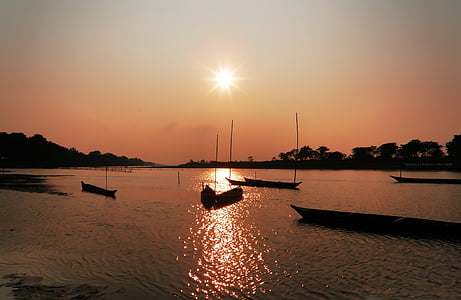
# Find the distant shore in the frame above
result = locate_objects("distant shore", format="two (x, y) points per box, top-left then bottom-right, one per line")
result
(3, 159), (460, 171)
(171, 160), (461, 171)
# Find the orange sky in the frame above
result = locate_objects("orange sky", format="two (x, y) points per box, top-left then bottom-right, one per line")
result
(1, 1), (460, 164)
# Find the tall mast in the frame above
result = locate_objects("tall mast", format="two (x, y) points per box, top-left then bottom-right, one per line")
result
(229, 120), (234, 179)
(296, 113), (299, 152)
(215, 134), (218, 189)
(294, 113), (299, 182)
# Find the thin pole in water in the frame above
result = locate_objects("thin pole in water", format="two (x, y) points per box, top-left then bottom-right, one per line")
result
(177, 171), (181, 184)
(294, 112), (299, 183)
(296, 113), (299, 152)
(215, 134), (218, 190)
(229, 120), (233, 179)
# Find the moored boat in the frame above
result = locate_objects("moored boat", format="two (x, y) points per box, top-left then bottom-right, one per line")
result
(390, 175), (461, 184)
(290, 204), (461, 237)
(201, 185), (243, 210)
(226, 113), (302, 190)
(226, 177), (301, 189)
(81, 181), (117, 197)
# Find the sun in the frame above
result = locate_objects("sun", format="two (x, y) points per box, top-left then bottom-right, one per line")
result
(208, 65), (242, 95)
(215, 69), (234, 90)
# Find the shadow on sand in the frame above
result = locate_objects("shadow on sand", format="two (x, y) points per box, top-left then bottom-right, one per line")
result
(0, 174), (68, 195)
(0, 274), (109, 300)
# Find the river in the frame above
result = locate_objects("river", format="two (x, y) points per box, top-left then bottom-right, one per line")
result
(1, 168), (460, 299)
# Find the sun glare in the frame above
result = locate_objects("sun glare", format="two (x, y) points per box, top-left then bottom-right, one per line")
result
(216, 69), (234, 89)
(209, 65), (241, 95)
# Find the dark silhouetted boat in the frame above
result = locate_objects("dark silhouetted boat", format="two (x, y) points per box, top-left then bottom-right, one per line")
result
(201, 127), (244, 210)
(227, 113), (302, 190)
(226, 177), (302, 189)
(390, 175), (461, 184)
(81, 181), (117, 197)
(290, 204), (461, 237)
(201, 185), (243, 210)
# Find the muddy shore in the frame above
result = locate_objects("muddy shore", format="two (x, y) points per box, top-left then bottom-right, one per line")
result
(0, 174), (68, 195)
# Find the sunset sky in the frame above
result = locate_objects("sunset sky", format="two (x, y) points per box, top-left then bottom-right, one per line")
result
(1, 0), (460, 164)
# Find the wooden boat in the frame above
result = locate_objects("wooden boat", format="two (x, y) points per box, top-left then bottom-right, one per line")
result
(390, 175), (461, 184)
(81, 181), (117, 197)
(226, 177), (302, 189)
(290, 204), (461, 237)
(201, 124), (244, 210)
(226, 113), (302, 190)
(201, 185), (243, 210)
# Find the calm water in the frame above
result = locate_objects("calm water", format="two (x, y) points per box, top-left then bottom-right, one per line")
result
(1, 168), (460, 299)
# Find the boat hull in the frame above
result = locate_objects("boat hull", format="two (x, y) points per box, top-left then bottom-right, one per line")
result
(390, 175), (461, 184)
(290, 204), (461, 238)
(81, 181), (117, 197)
(201, 185), (243, 210)
(226, 177), (301, 189)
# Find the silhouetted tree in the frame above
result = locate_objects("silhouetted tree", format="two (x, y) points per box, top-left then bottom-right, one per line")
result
(399, 139), (444, 159)
(327, 151), (346, 160)
(420, 141), (444, 159)
(279, 149), (297, 161)
(446, 135), (461, 168)
(317, 146), (329, 160)
(399, 139), (422, 159)
(296, 146), (312, 160)
(377, 142), (398, 159)
(0, 132), (152, 167)
(279, 152), (290, 161)
(352, 146), (376, 160)
(446, 135), (461, 159)
(308, 148), (320, 160)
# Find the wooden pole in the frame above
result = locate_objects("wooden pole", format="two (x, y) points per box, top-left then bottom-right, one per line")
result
(294, 112), (299, 183)
(229, 120), (233, 179)
(215, 134), (218, 189)
(296, 113), (299, 152)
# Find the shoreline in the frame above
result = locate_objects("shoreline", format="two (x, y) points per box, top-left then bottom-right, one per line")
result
(0, 174), (68, 195)
(166, 160), (461, 172)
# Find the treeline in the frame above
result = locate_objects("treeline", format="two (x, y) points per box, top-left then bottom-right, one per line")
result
(182, 135), (461, 170)
(278, 135), (461, 163)
(0, 132), (154, 168)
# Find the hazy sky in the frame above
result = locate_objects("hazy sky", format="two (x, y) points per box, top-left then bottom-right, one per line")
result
(1, 0), (460, 164)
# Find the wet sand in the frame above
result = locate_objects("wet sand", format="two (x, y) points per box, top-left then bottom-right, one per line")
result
(0, 174), (68, 195)
(1, 169), (460, 299)
(0, 274), (108, 300)
(0, 173), (108, 299)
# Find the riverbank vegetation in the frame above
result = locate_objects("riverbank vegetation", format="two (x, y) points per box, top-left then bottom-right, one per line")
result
(0, 132), (154, 168)
(1, 132), (460, 170)
(182, 135), (461, 170)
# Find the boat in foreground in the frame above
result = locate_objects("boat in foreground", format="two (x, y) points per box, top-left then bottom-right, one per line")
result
(226, 177), (302, 189)
(201, 185), (243, 210)
(390, 175), (461, 184)
(81, 181), (117, 197)
(290, 204), (461, 237)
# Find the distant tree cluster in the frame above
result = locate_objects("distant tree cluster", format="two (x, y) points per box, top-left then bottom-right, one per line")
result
(279, 146), (346, 161)
(278, 135), (461, 165)
(351, 139), (452, 161)
(0, 132), (153, 168)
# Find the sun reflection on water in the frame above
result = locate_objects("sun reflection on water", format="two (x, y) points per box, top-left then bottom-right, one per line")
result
(184, 195), (272, 299)
(198, 168), (240, 193)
